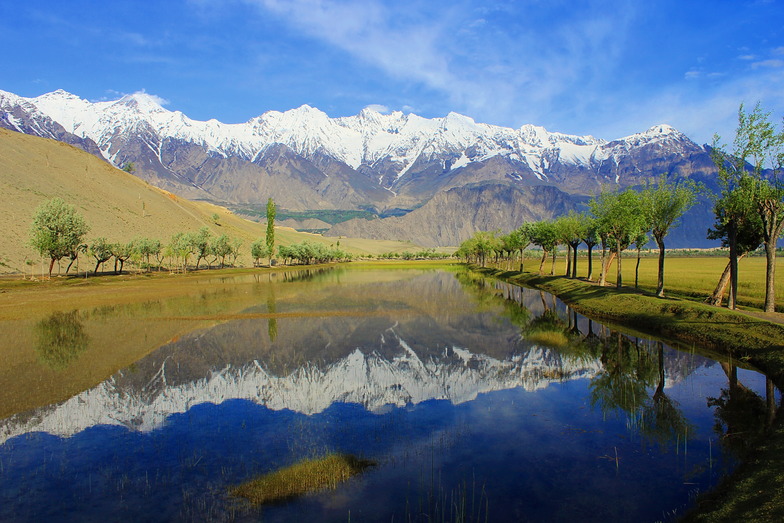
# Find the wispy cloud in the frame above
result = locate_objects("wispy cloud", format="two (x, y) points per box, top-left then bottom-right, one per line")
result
(364, 104), (390, 114)
(133, 89), (170, 106)
(751, 59), (784, 69)
(592, 67), (784, 144)
(244, 0), (640, 130)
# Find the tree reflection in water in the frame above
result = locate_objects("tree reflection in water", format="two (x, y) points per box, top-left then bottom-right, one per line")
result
(708, 363), (778, 458)
(461, 271), (702, 449)
(34, 310), (90, 370)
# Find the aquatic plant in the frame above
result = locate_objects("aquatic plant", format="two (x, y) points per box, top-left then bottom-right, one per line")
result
(230, 453), (375, 505)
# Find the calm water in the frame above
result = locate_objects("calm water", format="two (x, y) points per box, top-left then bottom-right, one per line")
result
(0, 267), (778, 522)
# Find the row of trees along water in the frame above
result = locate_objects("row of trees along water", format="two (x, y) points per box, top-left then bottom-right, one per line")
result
(457, 103), (784, 313)
(26, 195), (357, 277)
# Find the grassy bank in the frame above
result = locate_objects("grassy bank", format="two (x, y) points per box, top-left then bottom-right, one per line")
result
(475, 267), (784, 522)
(515, 253), (784, 312)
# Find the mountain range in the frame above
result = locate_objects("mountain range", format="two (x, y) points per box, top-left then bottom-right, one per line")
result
(0, 89), (720, 247)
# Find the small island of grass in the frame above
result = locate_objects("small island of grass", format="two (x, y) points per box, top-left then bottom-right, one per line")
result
(230, 454), (376, 505)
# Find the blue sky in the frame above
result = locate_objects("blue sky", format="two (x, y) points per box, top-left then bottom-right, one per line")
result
(1, 0), (782, 144)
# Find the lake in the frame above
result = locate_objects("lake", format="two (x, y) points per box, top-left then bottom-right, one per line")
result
(0, 266), (778, 522)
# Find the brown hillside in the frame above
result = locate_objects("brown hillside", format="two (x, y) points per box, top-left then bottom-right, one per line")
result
(0, 129), (417, 273)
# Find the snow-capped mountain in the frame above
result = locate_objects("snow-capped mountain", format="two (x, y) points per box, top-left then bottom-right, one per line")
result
(0, 89), (718, 246)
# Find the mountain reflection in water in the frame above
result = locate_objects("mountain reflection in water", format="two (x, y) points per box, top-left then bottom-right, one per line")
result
(0, 267), (779, 522)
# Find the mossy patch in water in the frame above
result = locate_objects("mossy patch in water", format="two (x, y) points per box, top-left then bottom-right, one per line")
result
(231, 454), (376, 505)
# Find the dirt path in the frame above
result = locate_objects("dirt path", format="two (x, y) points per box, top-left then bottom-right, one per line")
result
(739, 309), (784, 325)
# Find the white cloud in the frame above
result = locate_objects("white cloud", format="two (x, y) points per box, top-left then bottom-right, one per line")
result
(133, 90), (170, 106)
(591, 68), (784, 144)
(96, 89), (170, 106)
(243, 0), (638, 127)
(364, 104), (390, 114)
(751, 59), (784, 69)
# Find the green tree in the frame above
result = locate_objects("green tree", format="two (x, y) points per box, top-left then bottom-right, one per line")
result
(230, 238), (243, 266)
(632, 230), (648, 289)
(190, 227), (213, 270)
(590, 189), (646, 288)
(89, 237), (113, 274)
(710, 103), (783, 310)
(266, 198), (276, 265)
(640, 175), (701, 297)
(169, 232), (195, 272)
(514, 223), (534, 272)
(63, 243), (87, 274)
(734, 104), (784, 312)
(210, 234), (232, 268)
(579, 215), (600, 281)
(555, 212), (585, 279)
(29, 198), (90, 277)
(251, 238), (269, 267)
(111, 241), (134, 274)
(706, 212), (764, 306)
(134, 237), (162, 271)
(529, 221), (559, 275)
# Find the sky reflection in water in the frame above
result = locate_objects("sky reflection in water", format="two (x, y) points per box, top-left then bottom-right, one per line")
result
(0, 268), (778, 522)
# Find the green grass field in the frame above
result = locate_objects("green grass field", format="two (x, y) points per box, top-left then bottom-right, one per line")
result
(517, 252), (784, 313)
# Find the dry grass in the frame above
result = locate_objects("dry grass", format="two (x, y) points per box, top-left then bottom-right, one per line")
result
(526, 330), (570, 348)
(0, 129), (418, 274)
(230, 454), (375, 505)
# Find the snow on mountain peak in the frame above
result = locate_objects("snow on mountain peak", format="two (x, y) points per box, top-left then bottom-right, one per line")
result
(4, 88), (697, 178)
(115, 91), (168, 113)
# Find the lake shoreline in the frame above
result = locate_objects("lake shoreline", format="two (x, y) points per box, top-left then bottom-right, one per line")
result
(476, 266), (784, 522)
(3, 260), (783, 520)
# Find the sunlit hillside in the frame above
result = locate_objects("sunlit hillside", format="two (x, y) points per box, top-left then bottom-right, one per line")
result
(0, 128), (420, 274)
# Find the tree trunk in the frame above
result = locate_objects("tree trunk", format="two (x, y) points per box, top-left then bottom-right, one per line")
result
(635, 247), (641, 289)
(615, 241), (623, 289)
(48, 258), (55, 277)
(565, 245), (572, 276)
(571, 242), (579, 279)
(707, 254), (747, 307)
(761, 205), (784, 313)
(728, 221), (738, 310)
(586, 244), (594, 281)
(766, 377), (777, 429)
(655, 237), (666, 297)
(519, 249), (525, 273)
(764, 239), (777, 312)
(538, 250), (547, 275)
(599, 251), (615, 287)
(550, 248), (557, 276)
(598, 241), (608, 285)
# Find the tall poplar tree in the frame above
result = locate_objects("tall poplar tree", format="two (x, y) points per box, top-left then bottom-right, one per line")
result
(266, 198), (276, 266)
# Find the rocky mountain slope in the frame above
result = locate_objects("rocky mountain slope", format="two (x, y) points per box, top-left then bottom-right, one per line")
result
(0, 129), (416, 273)
(1, 89), (720, 246)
